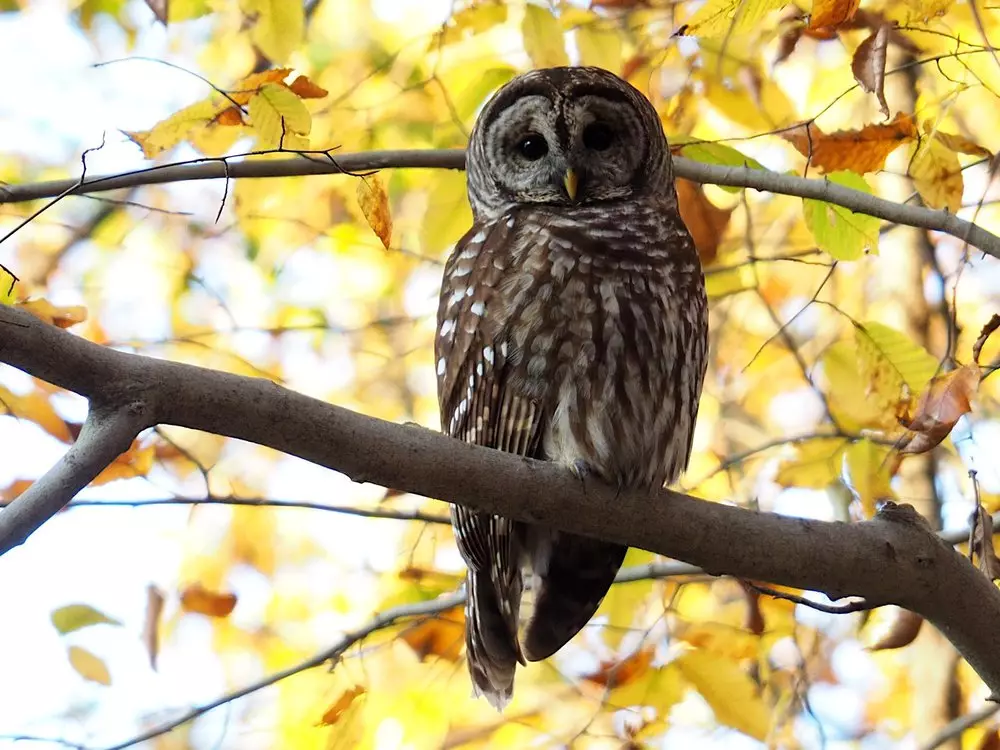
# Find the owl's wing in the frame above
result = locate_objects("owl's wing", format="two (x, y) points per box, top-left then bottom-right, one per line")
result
(436, 216), (546, 706)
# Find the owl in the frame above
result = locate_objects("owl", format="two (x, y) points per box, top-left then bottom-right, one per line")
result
(435, 66), (708, 709)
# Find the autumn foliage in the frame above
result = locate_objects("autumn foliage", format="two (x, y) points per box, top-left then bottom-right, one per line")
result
(2, 0), (1000, 748)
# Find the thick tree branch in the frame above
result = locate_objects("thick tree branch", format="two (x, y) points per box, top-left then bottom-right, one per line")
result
(3, 304), (1000, 700)
(1, 150), (998, 260)
(0, 401), (146, 551)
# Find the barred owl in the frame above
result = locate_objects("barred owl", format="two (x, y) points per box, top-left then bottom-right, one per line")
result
(435, 66), (708, 709)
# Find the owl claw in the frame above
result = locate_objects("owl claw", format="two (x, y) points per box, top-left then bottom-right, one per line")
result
(570, 459), (593, 481)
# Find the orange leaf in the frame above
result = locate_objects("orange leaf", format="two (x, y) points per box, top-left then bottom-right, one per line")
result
(783, 113), (917, 173)
(809, 0), (860, 29)
(228, 68), (293, 105)
(896, 363), (979, 454)
(288, 75), (329, 99)
(0, 386), (73, 443)
(212, 107), (244, 126)
(400, 606), (465, 662)
(1, 478), (33, 504)
(91, 442), (155, 484)
(676, 178), (734, 265)
(319, 685), (366, 725)
(582, 645), (655, 689)
(16, 298), (87, 328)
(180, 583), (238, 617)
(356, 175), (393, 249)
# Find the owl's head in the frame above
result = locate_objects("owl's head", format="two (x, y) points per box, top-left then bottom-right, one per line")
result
(465, 66), (672, 219)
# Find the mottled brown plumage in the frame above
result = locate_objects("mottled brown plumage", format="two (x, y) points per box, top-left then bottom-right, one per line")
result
(435, 66), (708, 709)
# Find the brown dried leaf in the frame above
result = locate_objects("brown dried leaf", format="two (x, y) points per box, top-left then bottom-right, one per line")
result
(180, 583), (237, 617)
(740, 580), (765, 635)
(974, 314), (1000, 365)
(896, 363), (979, 454)
(582, 646), (655, 689)
(16, 298), (87, 328)
(676, 178), (734, 265)
(319, 685), (366, 725)
(969, 505), (1000, 581)
(774, 22), (804, 65)
(287, 74), (329, 99)
(809, 0), (860, 29)
(143, 585), (165, 670)
(979, 730), (1000, 750)
(144, 0), (168, 23)
(401, 606), (465, 662)
(851, 25), (890, 117)
(868, 609), (923, 650)
(356, 175), (393, 249)
(783, 113), (916, 173)
(936, 131), (993, 158)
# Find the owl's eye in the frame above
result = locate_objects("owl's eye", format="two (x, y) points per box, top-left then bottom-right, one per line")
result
(517, 133), (549, 161)
(583, 122), (615, 151)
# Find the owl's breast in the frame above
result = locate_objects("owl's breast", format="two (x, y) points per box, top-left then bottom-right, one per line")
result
(499, 222), (705, 491)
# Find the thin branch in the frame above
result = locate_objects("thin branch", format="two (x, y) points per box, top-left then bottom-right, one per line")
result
(920, 703), (1000, 750)
(746, 582), (872, 614)
(99, 561), (698, 750)
(4, 304), (1000, 698)
(65, 495), (450, 524)
(1, 150), (998, 260)
(0, 402), (148, 552)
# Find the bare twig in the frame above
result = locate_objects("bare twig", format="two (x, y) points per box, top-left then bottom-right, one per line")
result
(746, 582), (872, 614)
(920, 703), (1000, 750)
(99, 561), (698, 750)
(1, 150), (998, 259)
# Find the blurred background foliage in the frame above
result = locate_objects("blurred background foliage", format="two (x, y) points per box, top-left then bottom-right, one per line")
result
(2, 0), (1000, 747)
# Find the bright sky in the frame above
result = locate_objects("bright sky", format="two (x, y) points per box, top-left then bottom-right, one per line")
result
(1, 2), (997, 749)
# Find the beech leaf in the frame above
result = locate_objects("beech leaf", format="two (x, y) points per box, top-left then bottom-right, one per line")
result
(357, 175), (393, 250)
(851, 25), (890, 117)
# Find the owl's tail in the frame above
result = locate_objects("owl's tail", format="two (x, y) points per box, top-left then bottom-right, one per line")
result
(521, 534), (627, 662)
(465, 571), (523, 711)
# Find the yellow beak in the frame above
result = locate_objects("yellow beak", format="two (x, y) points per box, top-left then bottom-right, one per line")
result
(563, 169), (578, 201)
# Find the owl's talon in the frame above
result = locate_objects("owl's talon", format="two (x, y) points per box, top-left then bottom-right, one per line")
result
(570, 459), (593, 481)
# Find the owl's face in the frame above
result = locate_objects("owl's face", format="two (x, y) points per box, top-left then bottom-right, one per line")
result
(466, 67), (672, 219)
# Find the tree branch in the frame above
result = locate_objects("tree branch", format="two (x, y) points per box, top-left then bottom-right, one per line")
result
(4, 303), (1000, 699)
(1, 150), (997, 260)
(99, 561), (699, 750)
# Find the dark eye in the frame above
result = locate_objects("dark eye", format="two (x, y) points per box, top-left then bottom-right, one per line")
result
(517, 133), (549, 161)
(583, 122), (615, 151)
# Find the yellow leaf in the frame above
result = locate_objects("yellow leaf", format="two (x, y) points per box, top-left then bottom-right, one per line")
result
(0, 264), (16, 304)
(16, 299), (87, 328)
(180, 583), (238, 617)
(68, 645), (111, 686)
(356, 176), (393, 250)
(246, 0), (303, 64)
(676, 649), (770, 741)
(421, 171), (472, 253)
(705, 264), (756, 299)
(522, 4), (569, 67)
(821, 341), (885, 430)
(855, 321), (939, 396)
(91, 442), (155, 485)
(935, 130), (992, 158)
(248, 82), (311, 149)
(909, 136), (963, 212)
(775, 437), (848, 488)
(606, 662), (686, 714)
(574, 15), (622, 73)
(679, 0), (788, 38)
(51, 604), (121, 634)
(124, 98), (227, 158)
(434, 2), (508, 46)
(843, 439), (897, 516)
(319, 685), (367, 726)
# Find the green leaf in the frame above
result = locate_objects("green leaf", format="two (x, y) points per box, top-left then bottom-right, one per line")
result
(51, 604), (122, 634)
(522, 4), (569, 68)
(856, 320), (939, 393)
(803, 170), (880, 261)
(679, 142), (766, 193)
(68, 645), (112, 685)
